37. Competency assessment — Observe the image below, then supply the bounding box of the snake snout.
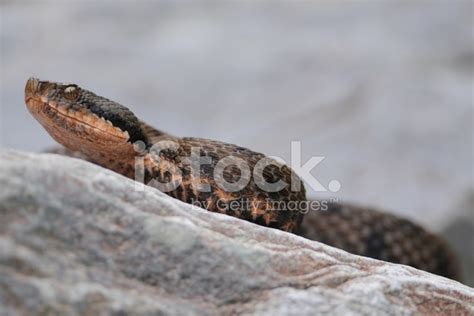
[25,77,41,99]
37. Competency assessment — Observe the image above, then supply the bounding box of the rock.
[0,149,473,315]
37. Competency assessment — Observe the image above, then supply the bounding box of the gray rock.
[0,149,473,316]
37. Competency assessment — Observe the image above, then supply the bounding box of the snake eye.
[63,86,79,100]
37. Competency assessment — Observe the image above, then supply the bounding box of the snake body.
[24,78,460,280]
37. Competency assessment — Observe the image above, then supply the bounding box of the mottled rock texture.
[0,149,473,315]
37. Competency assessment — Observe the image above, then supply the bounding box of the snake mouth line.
[32,97,131,142]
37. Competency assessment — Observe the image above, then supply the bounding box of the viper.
[24,77,461,281]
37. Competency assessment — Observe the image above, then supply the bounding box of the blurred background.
[1,1,472,284]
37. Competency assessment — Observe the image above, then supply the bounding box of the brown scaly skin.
[25,78,461,281]
[296,202,460,281]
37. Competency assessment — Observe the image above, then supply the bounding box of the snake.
[24,77,461,281]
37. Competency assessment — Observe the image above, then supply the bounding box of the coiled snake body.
[24,78,460,280]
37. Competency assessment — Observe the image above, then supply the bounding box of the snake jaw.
[26,91,131,142]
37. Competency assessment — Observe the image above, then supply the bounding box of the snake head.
[25,77,146,162]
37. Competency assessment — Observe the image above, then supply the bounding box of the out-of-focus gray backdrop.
[1,1,473,284]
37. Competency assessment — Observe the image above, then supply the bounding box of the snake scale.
[24,78,460,281]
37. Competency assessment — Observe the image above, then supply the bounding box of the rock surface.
[0,149,473,315]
